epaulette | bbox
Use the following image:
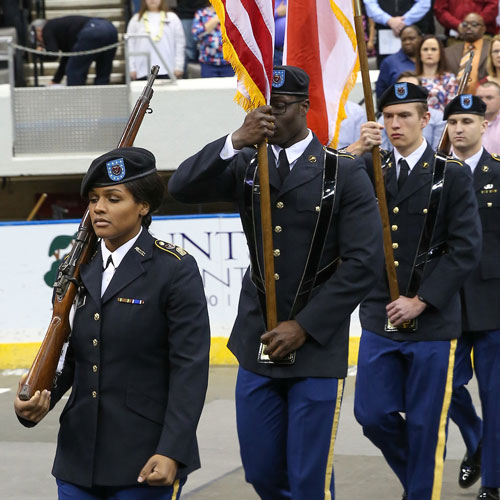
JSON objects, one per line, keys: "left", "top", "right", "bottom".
{"left": 155, "top": 240, "right": 188, "bottom": 260}
{"left": 491, "top": 153, "right": 500, "bottom": 162}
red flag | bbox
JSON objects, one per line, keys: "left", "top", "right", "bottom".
{"left": 285, "top": 0, "right": 359, "bottom": 146}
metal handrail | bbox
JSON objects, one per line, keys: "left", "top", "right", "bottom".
{"left": 124, "top": 33, "right": 177, "bottom": 85}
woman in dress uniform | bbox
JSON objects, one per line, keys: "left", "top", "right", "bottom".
{"left": 14, "top": 147, "right": 210, "bottom": 500}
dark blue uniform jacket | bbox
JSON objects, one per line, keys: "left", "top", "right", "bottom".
{"left": 169, "top": 134, "right": 384, "bottom": 379}
{"left": 360, "top": 144, "right": 482, "bottom": 341}
{"left": 22, "top": 230, "right": 210, "bottom": 488}
{"left": 461, "top": 149, "right": 500, "bottom": 332}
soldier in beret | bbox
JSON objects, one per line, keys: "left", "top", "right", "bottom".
{"left": 444, "top": 94, "right": 500, "bottom": 500}
{"left": 169, "top": 65, "right": 384, "bottom": 499}
{"left": 347, "top": 82, "right": 482, "bottom": 500}
{"left": 14, "top": 147, "right": 210, "bottom": 499}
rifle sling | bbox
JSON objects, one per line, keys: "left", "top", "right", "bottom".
{"left": 242, "top": 147, "right": 339, "bottom": 327}
{"left": 406, "top": 152, "right": 448, "bottom": 297}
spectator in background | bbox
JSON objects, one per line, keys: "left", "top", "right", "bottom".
{"left": 476, "top": 81, "right": 500, "bottom": 153}
{"left": 0, "top": 0, "right": 26, "bottom": 86}
{"left": 445, "top": 13, "right": 490, "bottom": 93}
{"left": 379, "top": 71, "right": 446, "bottom": 149}
{"left": 363, "top": 0, "right": 433, "bottom": 65}
{"left": 30, "top": 16, "right": 117, "bottom": 86}
{"left": 416, "top": 35, "right": 458, "bottom": 110}
{"left": 192, "top": 3, "right": 234, "bottom": 78}
{"left": 376, "top": 25, "right": 422, "bottom": 98}
{"left": 175, "top": 0, "right": 206, "bottom": 71}
{"left": 127, "top": 0, "right": 185, "bottom": 80}
{"left": 434, "top": 0, "right": 498, "bottom": 38}
{"left": 274, "top": 0, "right": 286, "bottom": 65}
{"left": 481, "top": 34, "right": 500, "bottom": 86}
{"left": 338, "top": 100, "right": 367, "bottom": 149}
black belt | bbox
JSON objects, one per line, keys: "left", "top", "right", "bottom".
{"left": 406, "top": 152, "right": 448, "bottom": 296}
{"left": 242, "top": 147, "right": 339, "bottom": 327}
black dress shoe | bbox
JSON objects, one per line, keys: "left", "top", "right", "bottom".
{"left": 477, "top": 487, "right": 500, "bottom": 499}
{"left": 402, "top": 493, "right": 407, "bottom": 500}
{"left": 459, "top": 442, "right": 482, "bottom": 488}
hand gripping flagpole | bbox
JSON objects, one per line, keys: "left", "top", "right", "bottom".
{"left": 353, "top": 0, "right": 399, "bottom": 301}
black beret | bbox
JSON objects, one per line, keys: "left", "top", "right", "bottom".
{"left": 443, "top": 94, "right": 487, "bottom": 120}
{"left": 81, "top": 147, "right": 156, "bottom": 197}
{"left": 379, "top": 82, "right": 429, "bottom": 109}
{"left": 271, "top": 65, "right": 309, "bottom": 96}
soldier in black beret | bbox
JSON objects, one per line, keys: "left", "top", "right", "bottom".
{"left": 15, "top": 147, "right": 210, "bottom": 499}
{"left": 347, "top": 83, "right": 482, "bottom": 499}
{"left": 444, "top": 94, "right": 500, "bottom": 500}
{"left": 169, "top": 65, "right": 384, "bottom": 499}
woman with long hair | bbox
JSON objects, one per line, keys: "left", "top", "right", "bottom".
{"left": 481, "top": 34, "right": 500, "bottom": 87}
{"left": 127, "top": 0, "right": 185, "bottom": 80}
{"left": 415, "top": 35, "right": 458, "bottom": 111}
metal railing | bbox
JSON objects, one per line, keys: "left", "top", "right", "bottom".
{"left": 124, "top": 33, "right": 177, "bottom": 84}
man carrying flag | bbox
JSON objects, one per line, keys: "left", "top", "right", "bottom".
{"left": 169, "top": 65, "right": 383, "bottom": 499}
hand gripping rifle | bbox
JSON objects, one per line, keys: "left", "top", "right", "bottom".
{"left": 19, "top": 65, "right": 160, "bottom": 401}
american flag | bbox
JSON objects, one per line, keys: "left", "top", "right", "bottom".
{"left": 211, "top": 0, "right": 275, "bottom": 109}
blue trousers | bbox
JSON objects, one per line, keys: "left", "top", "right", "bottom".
{"left": 449, "top": 330, "right": 500, "bottom": 487}
{"left": 354, "top": 330, "right": 456, "bottom": 500}
{"left": 449, "top": 332, "right": 483, "bottom": 456}
{"left": 56, "top": 478, "right": 185, "bottom": 499}
{"left": 66, "top": 18, "right": 118, "bottom": 86}
{"left": 235, "top": 367, "right": 344, "bottom": 500}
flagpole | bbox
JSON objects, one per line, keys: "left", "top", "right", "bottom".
{"left": 257, "top": 140, "right": 278, "bottom": 329}
{"left": 353, "top": 0, "right": 399, "bottom": 301}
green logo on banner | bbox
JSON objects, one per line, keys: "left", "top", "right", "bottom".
{"left": 44, "top": 234, "right": 76, "bottom": 287}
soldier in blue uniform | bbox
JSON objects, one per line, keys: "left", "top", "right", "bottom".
{"left": 14, "top": 147, "right": 210, "bottom": 500}
{"left": 346, "top": 83, "right": 482, "bottom": 500}
{"left": 168, "top": 66, "right": 384, "bottom": 499}
{"left": 445, "top": 94, "right": 500, "bottom": 500}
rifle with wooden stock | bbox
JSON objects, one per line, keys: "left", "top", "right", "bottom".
{"left": 19, "top": 65, "right": 160, "bottom": 401}
{"left": 436, "top": 51, "right": 474, "bottom": 154}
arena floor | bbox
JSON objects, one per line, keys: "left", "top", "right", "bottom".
{"left": 0, "top": 366, "right": 480, "bottom": 500}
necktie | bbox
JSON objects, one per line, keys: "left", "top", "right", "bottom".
{"left": 398, "top": 158, "right": 410, "bottom": 191}
{"left": 104, "top": 255, "right": 114, "bottom": 270}
{"left": 278, "top": 149, "right": 290, "bottom": 183}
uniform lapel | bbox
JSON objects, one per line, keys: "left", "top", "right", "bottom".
{"left": 384, "top": 154, "right": 398, "bottom": 202}
{"left": 80, "top": 247, "right": 103, "bottom": 306}
{"left": 267, "top": 146, "right": 281, "bottom": 191}
{"left": 101, "top": 230, "right": 153, "bottom": 305}
{"left": 394, "top": 145, "right": 434, "bottom": 204}
{"left": 278, "top": 136, "right": 323, "bottom": 197}
{"left": 473, "top": 150, "right": 496, "bottom": 192}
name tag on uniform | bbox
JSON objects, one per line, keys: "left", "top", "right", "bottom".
{"left": 117, "top": 298, "right": 144, "bottom": 305}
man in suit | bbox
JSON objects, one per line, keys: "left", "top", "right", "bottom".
{"left": 346, "top": 82, "right": 482, "bottom": 500}
{"left": 445, "top": 94, "right": 500, "bottom": 500}
{"left": 168, "top": 65, "right": 384, "bottom": 499}
{"left": 444, "top": 12, "right": 490, "bottom": 92}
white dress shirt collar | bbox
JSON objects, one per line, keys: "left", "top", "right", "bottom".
{"left": 271, "top": 129, "right": 314, "bottom": 169}
{"left": 455, "top": 147, "right": 484, "bottom": 173}
{"left": 394, "top": 138, "right": 428, "bottom": 172}
{"left": 101, "top": 226, "right": 143, "bottom": 270}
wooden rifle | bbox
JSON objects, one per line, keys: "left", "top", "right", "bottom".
{"left": 437, "top": 51, "right": 474, "bottom": 154}
{"left": 19, "top": 65, "right": 160, "bottom": 401}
